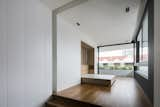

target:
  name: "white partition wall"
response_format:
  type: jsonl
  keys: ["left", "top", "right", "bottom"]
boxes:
{"left": 0, "top": 1, "right": 52, "bottom": 107}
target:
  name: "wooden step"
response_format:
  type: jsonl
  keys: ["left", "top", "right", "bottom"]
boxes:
{"left": 46, "top": 95, "right": 101, "bottom": 107}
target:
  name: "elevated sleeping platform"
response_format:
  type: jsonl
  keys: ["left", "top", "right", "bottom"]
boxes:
{"left": 81, "top": 74, "right": 116, "bottom": 87}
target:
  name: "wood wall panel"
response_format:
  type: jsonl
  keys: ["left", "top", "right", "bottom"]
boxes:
{"left": 81, "top": 42, "right": 94, "bottom": 74}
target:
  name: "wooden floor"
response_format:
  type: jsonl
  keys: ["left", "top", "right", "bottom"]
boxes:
{"left": 55, "top": 77, "right": 153, "bottom": 107}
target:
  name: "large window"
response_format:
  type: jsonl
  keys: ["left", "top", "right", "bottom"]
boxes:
{"left": 98, "top": 44, "right": 134, "bottom": 74}
{"left": 135, "top": 10, "right": 149, "bottom": 79}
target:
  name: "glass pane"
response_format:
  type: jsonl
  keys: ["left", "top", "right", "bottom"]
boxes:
{"left": 99, "top": 44, "right": 134, "bottom": 73}
{"left": 142, "top": 11, "right": 148, "bottom": 62}
{"left": 137, "top": 29, "right": 142, "bottom": 62}
{"left": 136, "top": 11, "right": 149, "bottom": 79}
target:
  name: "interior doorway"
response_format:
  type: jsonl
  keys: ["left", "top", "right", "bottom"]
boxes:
{"left": 81, "top": 41, "right": 94, "bottom": 74}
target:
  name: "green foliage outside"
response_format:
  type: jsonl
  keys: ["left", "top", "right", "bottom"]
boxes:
{"left": 99, "top": 63, "right": 133, "bottom": 70}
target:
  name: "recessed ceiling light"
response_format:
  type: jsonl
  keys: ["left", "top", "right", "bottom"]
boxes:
{"left": 76, "top": 22, "right": 80, "bottom": 26}
{"left": 126, "top": 7, "right": 130, "bottom": 13}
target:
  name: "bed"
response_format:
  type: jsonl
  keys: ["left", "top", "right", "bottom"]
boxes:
{"left": 81, "top": 74, "right": 116, "bottom": 87}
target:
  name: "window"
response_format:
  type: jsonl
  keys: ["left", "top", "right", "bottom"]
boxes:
{"left": 135, "top": 10, "right": 149, "bottom": 79}
{"left": 98, "top": 44, "right": 134, "bottom": 74}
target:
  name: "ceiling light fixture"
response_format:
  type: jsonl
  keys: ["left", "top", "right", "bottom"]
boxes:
{"left": 76, "top": 22, "right": 80, "bottom": 26}
{"left": 125, "top": 7, "right": 130, "bottom": 13}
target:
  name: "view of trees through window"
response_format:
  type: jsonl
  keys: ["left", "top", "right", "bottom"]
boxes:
{"left": 98, "top": 44, "right": 134, "bottom": 72}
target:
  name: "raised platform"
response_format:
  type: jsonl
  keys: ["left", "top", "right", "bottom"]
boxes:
{"left": 46, "top": 95, "right": 100, "bottom": 107}
{"left": 81, "top": 74, "right": 116, "bottom": 86}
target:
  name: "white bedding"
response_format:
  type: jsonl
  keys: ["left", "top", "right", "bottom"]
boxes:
{"left": 81, "top": 74, "right": 115, "bottom": 80}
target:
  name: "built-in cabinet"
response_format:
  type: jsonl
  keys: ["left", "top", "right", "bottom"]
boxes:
{"left": 81, "top": 41, "right": 94, "bottom": 74}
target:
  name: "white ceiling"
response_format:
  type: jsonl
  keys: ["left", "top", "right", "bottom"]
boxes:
{"left": 41, "top": 0, "right": 73, "bottom": 10}
{"left": 58, "top": 0, "right": 141, "bottom": 45}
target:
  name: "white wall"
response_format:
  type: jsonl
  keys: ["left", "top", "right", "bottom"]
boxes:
{"left": 56, "top": 16, "right": 97, "bottom": 91}
{"left": 0, "top": 0, "right": 52, "bottom": 107}
{"left": 0, "top": 0, "right": 7, "bottom": 106}
{"left": 154, "top": 0, "right": 160, "bottom": 107}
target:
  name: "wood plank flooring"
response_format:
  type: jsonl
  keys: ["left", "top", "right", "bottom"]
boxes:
{"left": 55, "top": 77, "right": 153, "bottom": 107}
